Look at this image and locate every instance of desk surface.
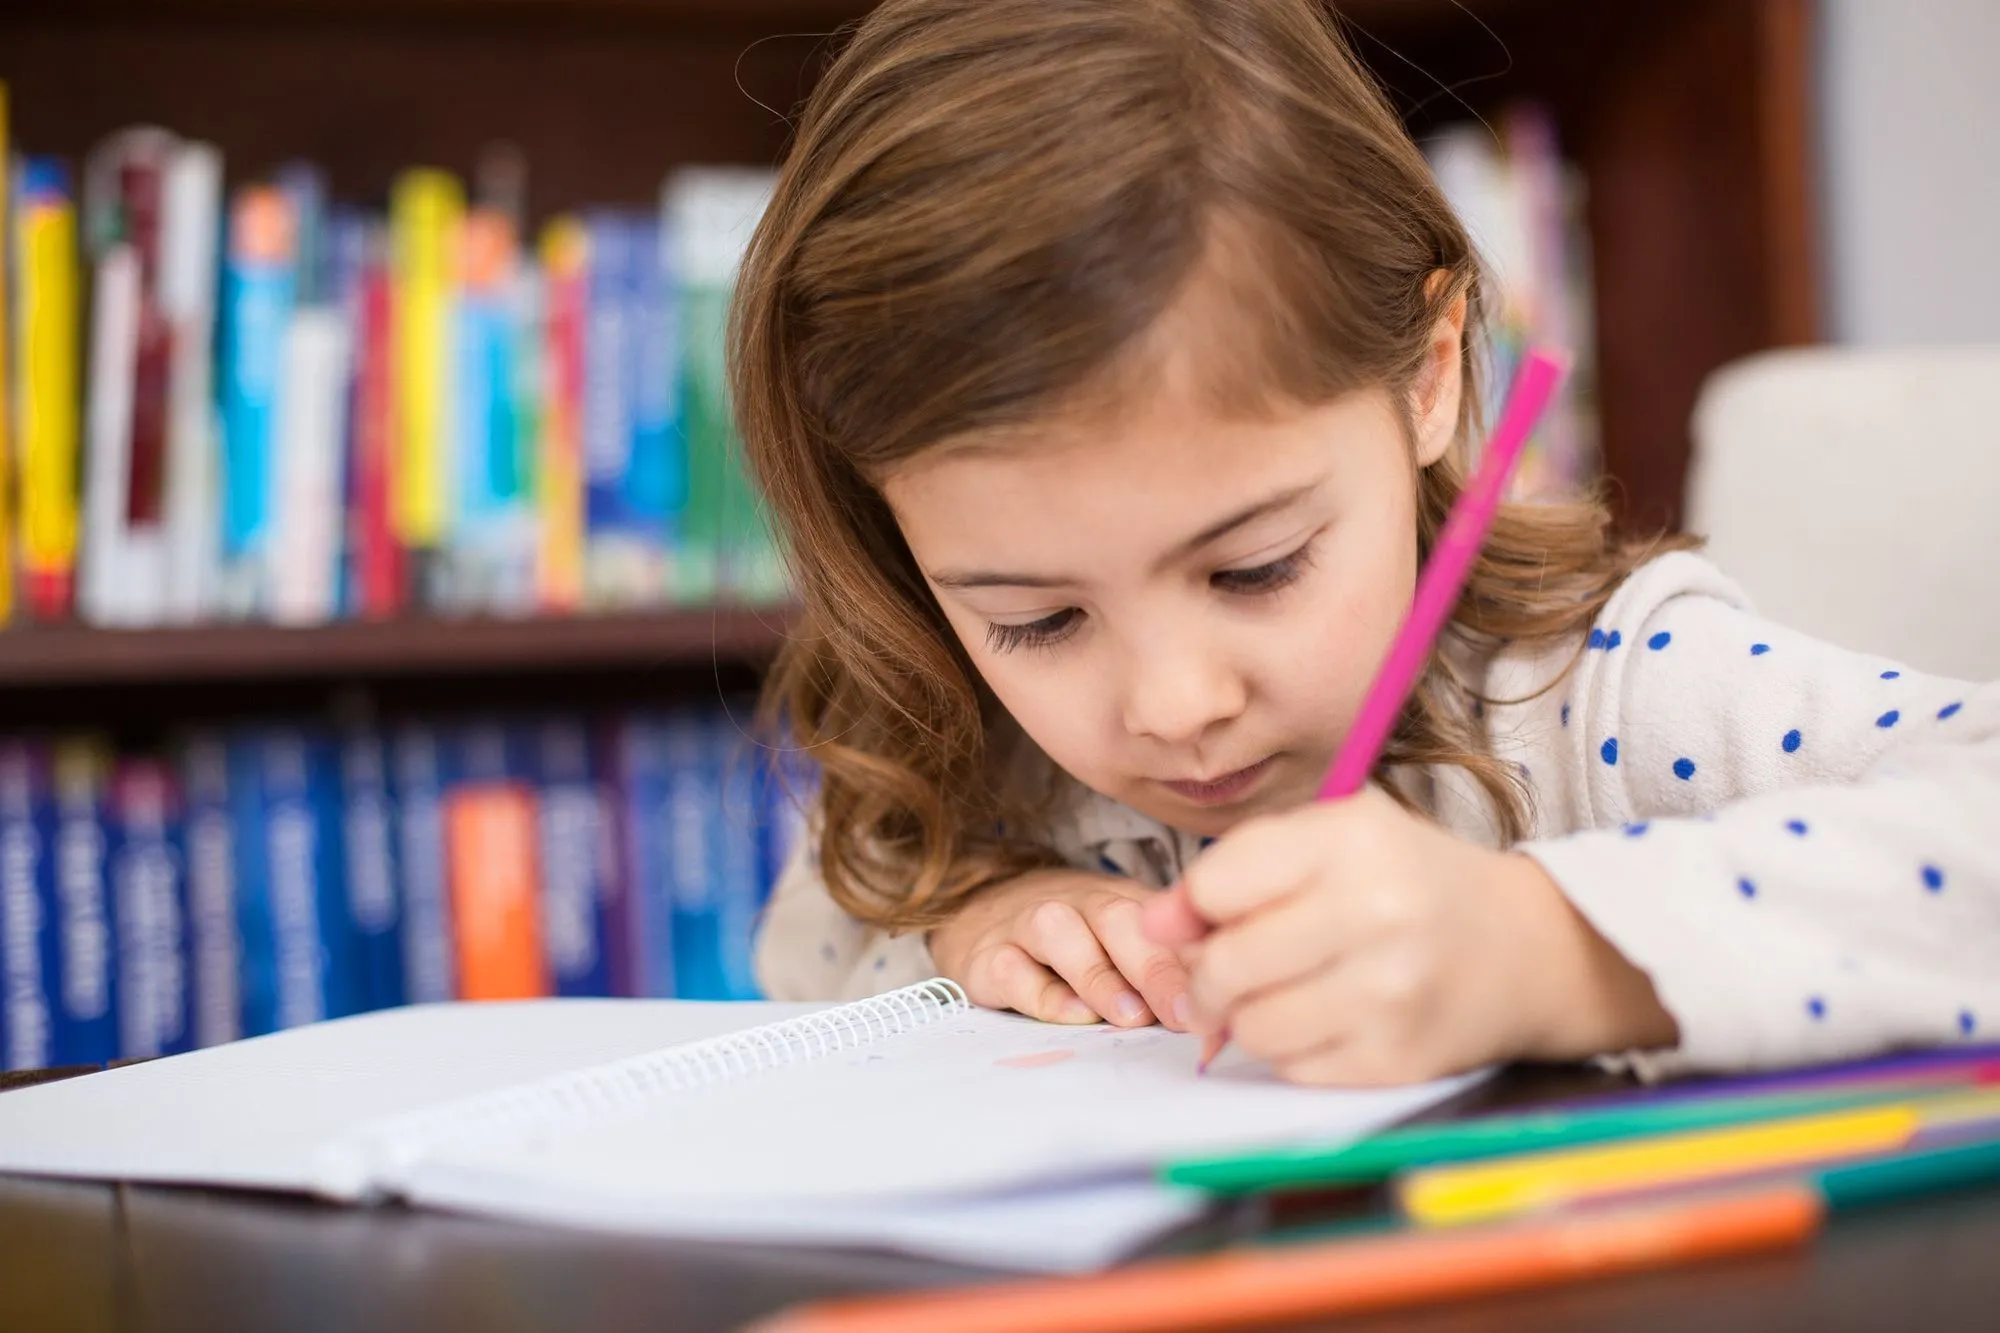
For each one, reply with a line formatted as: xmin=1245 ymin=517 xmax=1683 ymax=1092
xmin=4 ymin=1064 xmax=1999 ymax=1333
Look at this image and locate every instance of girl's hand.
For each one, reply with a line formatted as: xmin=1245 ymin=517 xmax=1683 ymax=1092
xmin=929 ymin=869 xmax=1194 ymax=1030
xmin=1152 ymin=788 xmax=1677 ymax=1085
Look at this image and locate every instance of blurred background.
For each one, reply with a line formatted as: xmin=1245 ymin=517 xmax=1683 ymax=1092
xmin=0 ymin=0 xmax=1994 ymax=1067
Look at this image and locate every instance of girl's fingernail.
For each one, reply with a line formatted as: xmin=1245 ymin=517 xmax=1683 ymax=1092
xmin=1063 ymin=998 xmax=1098 ymax=1023
xmin=1171 ymin=995 xmax=1191 ymax=1029
xmin=1114 ymin=992 xmax=1147 ymax=1025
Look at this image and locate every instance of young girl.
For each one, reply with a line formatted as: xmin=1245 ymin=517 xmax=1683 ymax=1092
xmin=738 ymin=0 xmax=1998 ymax=1084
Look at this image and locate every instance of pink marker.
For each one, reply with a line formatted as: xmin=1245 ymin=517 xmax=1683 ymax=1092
xmin=1149 ymin=348 xmax=1571 ymax=1074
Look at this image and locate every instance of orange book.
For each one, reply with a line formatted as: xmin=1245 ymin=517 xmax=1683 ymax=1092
xmin=444 ymin=783 xmax=551 ymax=1000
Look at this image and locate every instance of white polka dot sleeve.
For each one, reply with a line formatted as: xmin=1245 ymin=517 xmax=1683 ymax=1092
xmin=1514 ymin=553 xmax=2000 ymax=1078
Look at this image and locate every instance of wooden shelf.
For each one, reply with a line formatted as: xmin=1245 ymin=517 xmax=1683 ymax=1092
xmin=0 ymin=607 xmax=794 ymax=687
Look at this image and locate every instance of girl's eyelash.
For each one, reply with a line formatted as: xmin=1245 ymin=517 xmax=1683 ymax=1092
xmin=986 ymin=608 xmax=1082 ymax=654
xmin=1212 ymin=541 xmax=1316 ymax=594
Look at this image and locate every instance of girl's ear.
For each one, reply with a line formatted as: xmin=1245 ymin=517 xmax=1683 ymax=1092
xmin=1410 ymin=273 xmax=1467 ymax=469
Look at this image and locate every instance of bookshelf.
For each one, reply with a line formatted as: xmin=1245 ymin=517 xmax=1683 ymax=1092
xmin=0 ymin=0 xmax=1818 ymax=699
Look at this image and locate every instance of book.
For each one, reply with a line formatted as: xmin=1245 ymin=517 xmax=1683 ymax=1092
xmin=78 ymin=243 xmax=141 ymax=626
xmin=49 ymin=736 xmax=116 ymax=1066
xmin=108 ymin=758 xmax=192 ymax=1060
xmin=159 ymin=140 xmax=224 ymax=625
xmin=217 ymin=186 xmax=296 ymax=619
xmin=0 ymin=84 xmax=11 ymax=626
xmin=268 ymin=307 xmax=351 ymax=624
xmin=529 ymin=716 xmax=615 ymax=998
xmin=180 ymin=732 xmax=240 ymax=1048
xmin=389 ymin=723 xmax=454 ymax=1005
xmin=348 ymin=229 xmax=404 ymax=619
xmin=441 ymin=721 xmax=548 ymax=1001
xmin=611 ymin=713 xmax=676 ymax=999
xmin=450 ymin=209 xmax=533 ymax=615
xmin=15 ymin=158 xmax=82 ymax=622
xmin=707 ymin=713 xmax=765 ymax=1001
xmin=0 ymin=982 xmax=1477 ymax=1270
xmin=0 ymin=740 xmax=55 ymax=1072
xmin=535 ymin=216 xmax=587 ymax=613
xmin=389 ymin=168 xmax=463 ymax=596
xmin=338 ymin=726 xmax=403 ymax=1013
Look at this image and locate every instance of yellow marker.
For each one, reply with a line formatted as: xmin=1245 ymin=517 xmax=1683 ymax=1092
xmin=1399 ymin=1104 xmax=1922 ymax=1228
xmin=16 ymin=163 xmax=80 ymax=621
xmin=389 ymin=168 xmax=463 ymax=549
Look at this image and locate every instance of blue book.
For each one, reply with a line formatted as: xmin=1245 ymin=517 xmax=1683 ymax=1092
xmin=758 ymin=733 xmax=817 ymax=900
xmin=180 ymin=733 xmax=242 ymax=1048
xmin=626 ymin=218 xmax=682 ymax=547
xmin=339 ymin=727 xmax=403 ymax=1012
xmin=326 ymin=208 xmax=374 ymax=620
xmin=389 ymin=724 xmax=454 ymax=1005
xmin=0 ymin=741 xmax=57 ymax=1072
xmin=612 ymin=715 xmax=675 ymax=999
xmin=706 ymin=713 xmax=764 ymax=1001
xmin=49 ymin=738 xmax=117 ymax=1066
xmin=219 ymin=189 xmax=298 ymax=599
xmin=655 ymin=710 xmax=726 ymax=1000
xmin=230 ymin=728 xmax=357 ymax=1036
xmin=108 ymin=760 xmax=193 ymax=1060
xmin=531 ymin=717 xmax=614 ymax=998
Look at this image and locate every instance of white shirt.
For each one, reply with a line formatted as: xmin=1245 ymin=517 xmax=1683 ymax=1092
xmin=755 ymin=552 xmax=1999 ymax=1078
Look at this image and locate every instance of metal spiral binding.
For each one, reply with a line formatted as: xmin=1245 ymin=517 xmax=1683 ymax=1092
xmin=320 ymin=978 xmax=969 ymax=1195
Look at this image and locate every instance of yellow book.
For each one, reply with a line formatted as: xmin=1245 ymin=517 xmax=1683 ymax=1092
xmin=0 ymin=80 xmax=12 ymax=625
xmin=535 ymin=216 xmax=586 ymax=612
xmin=16 ymin=159 xmax=80 ymax=622
xmin=1398 ymin=1103 xmax=1921 ymax=1228
xmin=389 ymin=168 xmax=463 ymax=550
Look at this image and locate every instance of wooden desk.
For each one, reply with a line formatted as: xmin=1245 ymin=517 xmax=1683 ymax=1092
xmin=4 ymin=1065 xmax=1998 ymax=1333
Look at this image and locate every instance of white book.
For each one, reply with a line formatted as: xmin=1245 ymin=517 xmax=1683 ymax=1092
xmin=269 ymin=307 xmax=350 ymax=625
xmin=78 ymin=244 xmax=140 ymax=627
xmin=0 ymin=981 xmax=1478 ymax=1271
xmin=160 ymin=140 xmax=223 ymax=625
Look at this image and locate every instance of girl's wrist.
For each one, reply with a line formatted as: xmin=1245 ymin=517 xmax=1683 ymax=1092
xmin=1493 ymin=851 xmax=1680 ymax=1063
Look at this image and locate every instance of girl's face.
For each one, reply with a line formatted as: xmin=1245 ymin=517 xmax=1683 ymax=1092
xmin=882 ymin=297 xmax=1465 ymax=837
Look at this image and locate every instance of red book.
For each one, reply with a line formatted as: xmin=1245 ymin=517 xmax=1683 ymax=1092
xmin=351 ymin=256 xmax=405 ymax=618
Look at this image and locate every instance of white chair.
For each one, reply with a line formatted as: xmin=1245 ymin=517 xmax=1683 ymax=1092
xmin=1685 ymin=346 xmax=2000 ymax=680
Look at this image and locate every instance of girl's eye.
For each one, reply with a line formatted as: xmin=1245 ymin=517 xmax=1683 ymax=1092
xmin=986 ymin=608 xmax=1082 ymax=654
xmin=1212 ymin=542 xmax=1315 ymax=595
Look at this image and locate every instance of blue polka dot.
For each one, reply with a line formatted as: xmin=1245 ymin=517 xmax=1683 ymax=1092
xmin=1561 ymin=702 xmax=1571 ymax=727
xmin=1880 ymin=670 xmax=1901 ymax=680
xmin=1587 ymin=628 xmax=1607 ymax=650
xmin=1922 ymin=864 xmax=1945 ymax=893
xmin=1807 ymin=996 xmax=1827 ymax=1021
xmin=1647 ymin=631 xmax=1672 ymax=650
xmin=1939 ymin=701 xmax=1963 ymax=720
xmin=1751 ymin=642 xmax=1771 ymax=656
xmin=1199 ymin=835 xmax=1217 ymax=849
xmin=1961 ymin=1009 xmax=1979 ymax=1037
xmin=1624 ymin=822 xmax=1649 ymax=837
xmin=1605 ymin=630 xmax=1623 ymax=650
xmin=1876 ymin=709 xmax=1901 ymax=729
xmin=1786 ymin=819 xmax=1809 ymax=836
xmin=1098 ymin=854 xmax=1122 ymax=874
xmin=1600 ymin=737 xmax=1619 ymax=766
xmin=1673 ymin=757 xmax=1697 ymax=781
xmin=1782 ymin=729 xmax=1802 ymax=753
xmin=1737 ymin=877 xmax=1758 ymax=900
xmin=820 ymin=943 xmax=838 ymax=963
xmin=873 ymin=956 xmax=887 ymax=971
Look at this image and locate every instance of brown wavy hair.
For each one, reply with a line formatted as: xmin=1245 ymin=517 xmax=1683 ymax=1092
xmin=734 ymin=0 xmax=1689 ymax=932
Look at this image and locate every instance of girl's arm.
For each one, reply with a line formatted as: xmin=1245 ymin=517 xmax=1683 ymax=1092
xmin=1502 ymin=552 xmax=1999 ymax=1078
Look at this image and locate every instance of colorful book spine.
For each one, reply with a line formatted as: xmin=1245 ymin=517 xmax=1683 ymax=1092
xmin=535 ymin=217 xmax=587 ymax=613
xmin=0 ymin=85 xmax=11 ymax=626
xmin=758 ymin=736 xmax=816 ymax=905
xmin=351 ymin=233 xmax=405 ymax=619
xmin=389 ymin=723 xmax=454 ymax=1005
xmin=79 ymin=244 xmax=141 ymax=626
xmin=108 ymin=759 xmax=192 ymax=1060
xmin=116 ymin=132 xmax=177 ymax=627
xmin=0 ymin=740 xmax=55 ymax=1072
xmin=180 ymin=732 xmax=239 ymax=1048
xmin=49 ymin=737 xmax=115 ymax=1065
xmin=326 ymin=208 xmax=371 ymax=620
xmin=612 ymin=714 xmax=675 ymax=999
xmin=452 ymin=209 xmax=526 ymax=614
xmin=531 ymin=717 xmax=613 ymax=997
xmin=339 ymin=726 xmax=403 ymax=1012
xmin=268 ymin=307 xmax=351 ymax=624
xmin=709 ymin=715 xmax=765 ymax=1001
xmin=389 ymin=169 xmax=463 ymax=586
xmin=15 ymin=159 xmax=82 ymax=622
xmin=217 ymin=187 xmax=297 ymax=618
xmin=159 ymin=141 xmax=224 ymax=625
xmin=443 ymin=722 xmax=548 ymax=1000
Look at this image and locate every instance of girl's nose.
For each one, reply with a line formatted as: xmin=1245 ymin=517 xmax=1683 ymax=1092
xmin=1119 ymin=634 xmax=1248 ymax=746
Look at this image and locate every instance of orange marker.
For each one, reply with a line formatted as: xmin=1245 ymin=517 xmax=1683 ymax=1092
xmin=750 ymin=1183 xmax=1820 ymax=1333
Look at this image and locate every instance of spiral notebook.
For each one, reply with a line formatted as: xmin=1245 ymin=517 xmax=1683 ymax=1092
xmin=0 ymin=981 xmax=1480 ymax=1269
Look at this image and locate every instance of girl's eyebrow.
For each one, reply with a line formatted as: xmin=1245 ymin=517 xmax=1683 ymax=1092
xmin=927 ymin=482 xmax=1318 ymax=590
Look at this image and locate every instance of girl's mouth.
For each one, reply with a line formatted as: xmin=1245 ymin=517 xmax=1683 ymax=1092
xmin=1160 ymin=757 xmax=1275 ymax=806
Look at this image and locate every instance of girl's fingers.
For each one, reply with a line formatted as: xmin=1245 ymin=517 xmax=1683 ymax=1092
xmin=1088 ymin=895 xmax=1193 ymax=1031
xmin=976 ymin=942 xmax=1097 ymax=1024
xmin=1139 ymin=884 xmax=1209 ymax=947
xmin=1020 ymin=900 xmax=1153 ymax=1027
xmin=1187 ymin=893 xmax=1347 ymax=1022
xmin=1223 ymin=967 xmax=1362 ymax=1067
